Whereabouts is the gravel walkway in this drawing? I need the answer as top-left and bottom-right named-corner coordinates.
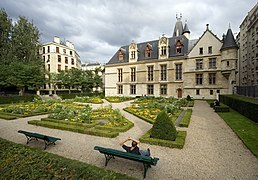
top-left (0, 100), bottom-right (258, 179)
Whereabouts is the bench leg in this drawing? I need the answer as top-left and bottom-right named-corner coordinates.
top-left (25, 136), bottom-right (37, 144)
top-left (104, 154), bottom-right (114, 166)
top-left (143, 163), bottom-right (151, 178)
top-left (44, 141), bottom-right (56, 150)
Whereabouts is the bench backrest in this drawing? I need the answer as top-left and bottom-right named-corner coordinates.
top-left (94, 146), bottom-right (159, 166)
top-left (18, 130), bottom-right (61, 142)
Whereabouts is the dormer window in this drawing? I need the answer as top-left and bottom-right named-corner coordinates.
top-left (118, 50), bottom-right (124, 61)
top-left (161, 46), bottom-right (166, 55)
top-left (176, 40), bottom-right (183, 54)
top-left (131, 51), bottom-right (135, 59)
top-left (145, 44), bottom-right (152, 58)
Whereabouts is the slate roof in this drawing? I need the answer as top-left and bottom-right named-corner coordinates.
top-left (220, 28), bottom-right (238, 50)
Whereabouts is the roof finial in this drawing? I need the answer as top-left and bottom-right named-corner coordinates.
top-left (206, 24), bottom-right (209, 30)
top-left (176, 12), bottom-right (182, 20)
top-left (229, 23), bottom-right (231, 29)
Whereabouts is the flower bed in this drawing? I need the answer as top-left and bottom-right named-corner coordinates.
top-left (73, 96), bottom-right (103, 104)
top-left (105, 96), bottom-right (134, 103)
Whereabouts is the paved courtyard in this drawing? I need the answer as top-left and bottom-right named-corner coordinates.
top-left (0, 100), bottom-right (258, 179)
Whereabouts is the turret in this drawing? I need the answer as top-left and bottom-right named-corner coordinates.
top-left (183, 20), bottom-right (190, 39)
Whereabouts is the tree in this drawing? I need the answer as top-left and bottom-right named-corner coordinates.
top-left (150, 110), bottom-right (177, 141)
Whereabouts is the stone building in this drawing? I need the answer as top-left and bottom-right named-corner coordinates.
top-left (40, 36), bottom-right (81, 94)
top-left (105, 16), bottom-right (238, 99)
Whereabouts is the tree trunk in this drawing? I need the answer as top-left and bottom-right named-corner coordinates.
top-left (19, 87), bottom-right (25, 96)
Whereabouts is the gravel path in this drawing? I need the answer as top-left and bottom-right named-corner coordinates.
top-left (0, 100), bottom-right (258, 179)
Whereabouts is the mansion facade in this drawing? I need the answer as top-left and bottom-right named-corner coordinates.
top-left (105, 16), bottom-right (238, 99)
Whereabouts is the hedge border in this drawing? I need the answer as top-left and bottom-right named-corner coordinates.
top-left (179, 109), bottom-right (192, 127)
top-left (140, 130), bottom-right (187, 149)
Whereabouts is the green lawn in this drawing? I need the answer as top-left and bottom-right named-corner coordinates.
top-left (217, 109), bottom-right (258, 158)
top-left (0, 138), bottom-right (136, 180)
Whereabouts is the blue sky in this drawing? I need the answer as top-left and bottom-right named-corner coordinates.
top-left (0, 0), bottom-right (257, 64)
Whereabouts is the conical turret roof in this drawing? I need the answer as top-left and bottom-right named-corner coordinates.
top-left (221, 28), bottom-right (238, 50)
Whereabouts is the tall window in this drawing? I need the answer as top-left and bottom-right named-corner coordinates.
top-left (118, 85), bottom-right (123, 94)
top-left (175, 64), bottom-right (182, 80)
top-left (47, 64), bottom-right (50, 71)
top-left (118, 68), bottom-right (123, 82)
top-left (196, 74), bottom-right (203, 85)
top-left (71, 58), bottom-right (74, 65)
top-left (65, 66), bottom-right (68, 70)
top-left (131, 51), bottom-right (135, 59)
top-left (47, 46), bottom-right (50, 53)
top-left (70, 50), bottom-right (72, 56)
top-left (56, 47), bottom-right (59, 53)
top-left (160, 64), bottom-right (167, 81)
top-left (196, 89), bottom-right (200, 95)
top-left (176, 40), bottom-right (183, 54)
top-left (209, 58), bottom-right (216, 69)
top-left (145, 45), bottom-right (152, 58)
top-left (147, 66), bottom-right (154, 81)
top-left (160, 84), bottom-right (167, 95)
top-left (147, 84), bottom-right (154, 95)
top-left (43, 47), bottom-right (45, 54)
top-left (199, 47), bottom-right (203, 55)
top-left (196, 59), bottom-right (203, 70)
top-left (58, 55), bottom-right (61, 63)
top-left (63, 49), bottom-right (66, 54)
top-left (161, 46), bottom-right (166, 55)
top-left (131, 67), bottom-right (136, 82)
top-left (130, 85), bottom-right (136, 94)
top-left (208, 46), bottom-right (212, 54)
top-left (209, 73), bottom-right (216, 84)
top-left (65, 57), bottom-right (68, 64)
top-left (47, 55), bottom-right (50, 61)
top-left (118, 51), bottom-right (124, 61)
top-left (58, 64), bottom-right (61, 72)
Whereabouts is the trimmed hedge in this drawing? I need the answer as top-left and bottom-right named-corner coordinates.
top-left (214, 106), bottom-right (229, 112)
top-left (179, 109), bottom-right (192, 127)
top-left (28, 120), bottom-right (119, 138)
top-left (40, 118), bottom-right (98, 128)
top-left (0, 111), bottom-right (49, 119)
top-left (0, 113), bottom-right (17, 120)
top-left (58, 92), bottom-right (104, 99)
top-left (140, 130), bottom-right (187, 149)
top-left (95, 121), bottom-right (134, 132)
top-left (0, 94), bottom-right (36, 104)
top-left (123, 108), bottom-right (154, 124)
top-left (0, 138), bottom-right (136, 179)
top-left (219, 95), bottom-right (258, 123)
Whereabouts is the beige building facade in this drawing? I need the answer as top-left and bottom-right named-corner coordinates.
top-left (105, 16), bottom-right (238, 99)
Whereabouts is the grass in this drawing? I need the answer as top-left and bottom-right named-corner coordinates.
top-left (217, 109), bottom-right (258, 158)
top-left (140, 130), bottom-right (187, 149)
top-left (0, 138), bottom-right (136, 180)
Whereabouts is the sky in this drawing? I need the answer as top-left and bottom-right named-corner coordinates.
top-left (0, 0), bottom-right (257, 64)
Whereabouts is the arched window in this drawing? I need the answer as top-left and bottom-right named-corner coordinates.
top-left (176, 40), bottom-right (183, 54)
top-left (118, 50), bottom-right (124, 61)
top-left (145, 44), bottom-right (152, 58)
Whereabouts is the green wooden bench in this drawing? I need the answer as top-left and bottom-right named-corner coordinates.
top-left (94, 146), bottom-right (159, 178)
top-left (18, 130), bottom-right (61, 150)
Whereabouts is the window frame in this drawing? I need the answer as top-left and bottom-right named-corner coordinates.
top-left (147, 66), bottom-right (154, 81)
top-left (175, 63), bottom-right (182, 80)
top-left (196, 73), bottom-right (203, 85)
top-left (160, 64), bottom-right (167, 81)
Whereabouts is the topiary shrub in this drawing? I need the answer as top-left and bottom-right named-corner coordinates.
top-left (186, 95), bottom-right (191, 101)
top-left (150, 110), bottom-right (177, 141)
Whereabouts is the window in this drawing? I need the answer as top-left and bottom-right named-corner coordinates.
top-left (71, 58), bottom-right (74, 65)
top-left (209, 73), bottom-right (216, 84)
top-left (43, 47), bottom-right (45, 54)
top-left (130, 85), bottom-right (136, 94)
top-left (196, 59), bottom-right (203, 70)
top-left (147, 84), bottom-right (154, 95)
top-left (145, 44), bottom-right (152, 58)
top-left (118, 69), bottom-right (123, 82)
top-left (131, 51), bottom-right (135, 59)
top-left (47, 55), bottom-right (50, 61)
top-left (118, 85), bottom-right (123, 94)
top-left (63, 49), bottom-right (66, 54)
top-left (227, 61), bottom-right (230, 66)
top-left (196, 89), bottom-right (200, 95)
top-left (199, 47), bottom-right (203, 55)
top-left (70, 51), bottom-right (72, 56)
top-left (217, 90), bottom-right (220, 94)
top-left (56, 47), bottom-right (59, 53)
top-left (147, 66), bottom-right (154, 81)
top-left (160, 64), bottom-right (167, 81)
top-left (175, 64), bottom-right (182, 80)
top-left (58, 64), bottom-right (61, 72)
top-left (65, 57), bottom-right (68, 64)
top-left (210, 90), bottom-right (213, 95)
top-left (161, 46), bottom-right (166, 55)
top-left (208, 46), bottom-right (212, 54)
top-left (47, 46), bottom-right (50, 53)
top-left (131, 67), bottom-right (136, 82)
top-left (58, 55), bottom-right (61, 63)
top-left (47, 64), bottom-right (50, 71)
top-left (65, 66), bottom-right (68, 70)
top-left (196, 74), bottom-right (203, 85)
top-left (118, 51), bottom-right (124, 61)
top-left (209, 58), bottom-right (216, 69)
top-left (176, 40), bottom-right (183, 54)
top-left (43, 56), bottom-right (45, 62)
top-left (160, 84), bottom-right (167, 95)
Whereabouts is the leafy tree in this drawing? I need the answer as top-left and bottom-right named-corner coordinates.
top-left (150, 110), bottom-right (177, 141)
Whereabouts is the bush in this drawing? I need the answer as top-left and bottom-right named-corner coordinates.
top-left (179, 109), bottom-right (192, 127)
top-left (0, 94), bottom-right (36, 104)
top-left (150, 111), bottom-right (177, 141)
top-left (186, 95), bottom-right (191, 101)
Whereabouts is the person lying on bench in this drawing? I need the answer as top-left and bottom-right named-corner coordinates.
top-left (120, 137), bottom-right (150, 156)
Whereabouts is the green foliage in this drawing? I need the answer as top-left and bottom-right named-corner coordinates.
top-left (0, 94), bottom-right (36, 104)
top-left (140, 130), bottom-right (186, 149)
top-left (217, 109), bottom-right (258, 158)
top-left (150, 111), bottom-right (177, 141)
top-left (105, 96), bottom-right (134, 103)
top-left (58, 92), bottom-right (103, 99)
top-left (0, 138), bottom-right (136, 179)
top-left (179, 109), bottom-right (192, 127)
top-left (186, 95), bottom-right (191, 101)
top-left (219, 95), bottom-right (258, 123)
